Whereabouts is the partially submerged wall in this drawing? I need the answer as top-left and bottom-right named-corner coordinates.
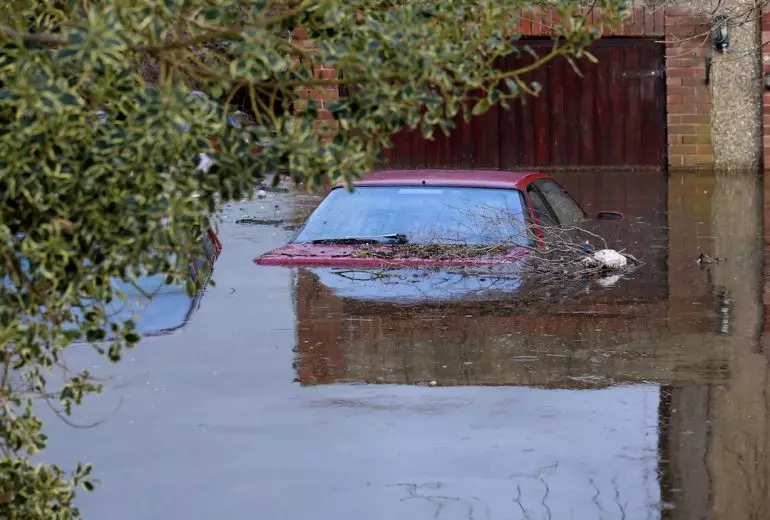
top-left (294, 2), bottom-right (766, 170)
top-left (516, 1), bottom-right (763, 170)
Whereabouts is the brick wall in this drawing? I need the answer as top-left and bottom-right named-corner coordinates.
top-left (516, 5), bottom-right (714, 168)
top-left (515, 5), bottom-right (664, 37)
top-left (291, 27), bottom-right (339, 132)
top-left (294, 5), bottom-right (735, 170)
top-left (664, 8), bottom-right (713, 168)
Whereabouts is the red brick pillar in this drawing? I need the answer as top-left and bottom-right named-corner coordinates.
top-left (664, 8), bottom-right (713, 169)
top-left (291, 28), bottom-right (338, 132)
top-left (311, 62), bottom-right (339, 132)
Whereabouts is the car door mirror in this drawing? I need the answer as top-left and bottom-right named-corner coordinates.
top-left (597, 211), bottom-right (624, 221)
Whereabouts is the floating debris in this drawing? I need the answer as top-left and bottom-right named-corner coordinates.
top-left (256, 184), bottom-right (291, 194)
top-left (697, 252), bottom-right (724, 266)
top-left (235, 217), bottom-right (285, 226)
top-left (581, 249), bottom-right (629, 270)
top-left (597, 273), bottom-right (622, 287)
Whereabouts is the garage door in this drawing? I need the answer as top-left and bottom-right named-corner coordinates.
top-left (382, 38), bottom-right (666, 170)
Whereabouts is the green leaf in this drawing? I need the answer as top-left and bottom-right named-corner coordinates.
top-left (0, 0), bottom-right (626, 515)
top-left (471, 97), bottom-right (490, 115)
top-left (55, 48), bottom-right (78, 60)
top-left (124, 332), bottom-right (140, 344)
top-left (59, 92), bottom-right (80, 106)
top-left (86, 329), bottom-right (106, 342)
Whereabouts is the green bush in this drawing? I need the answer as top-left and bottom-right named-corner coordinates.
top-left (0, 0), bottom-right (625, 517)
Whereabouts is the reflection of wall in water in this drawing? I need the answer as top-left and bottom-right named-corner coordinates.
top-left (708, 169), bottom-right (768, 520)
top-left (553, 169), bottom-right (669, 298)
top-left (294, 267), bottom-right (728, 388)
top-left (293, 171), bottom-right (734, 389)
top-left (289, 168), bottom-right (770, 517)
top-left (660, 385), bottom-right (712, 520)
top-left (666, 170), bottom-right (715, 324)
top-left (662, 169), bottom-right (770, 520)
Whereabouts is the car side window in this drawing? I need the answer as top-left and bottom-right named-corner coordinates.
top-left (527, 186), bottom-right (557, 227)
top-left (534, 179), bottom-right (585, 226)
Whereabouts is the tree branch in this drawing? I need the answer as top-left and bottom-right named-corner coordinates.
top-left (0, 24), bottom-right (65, 46)
top-left (135, 0), bottom-right (320, 53)
top-left (1, 0), bottom-right (319, 53)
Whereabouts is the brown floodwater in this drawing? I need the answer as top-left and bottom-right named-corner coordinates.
top-left (46, 168), bottom-right (770, 520)
top-left (291, 169), bottom-right (770, 519)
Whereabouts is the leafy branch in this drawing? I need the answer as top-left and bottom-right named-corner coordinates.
top-left (0, 0), bottom-right (627, 517)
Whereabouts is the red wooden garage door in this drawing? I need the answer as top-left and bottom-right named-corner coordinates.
top-left (382, 38), bottom-right (666, 170)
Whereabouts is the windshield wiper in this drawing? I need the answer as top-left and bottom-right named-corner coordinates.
top-left (311, 233), bottom-right (408, 245)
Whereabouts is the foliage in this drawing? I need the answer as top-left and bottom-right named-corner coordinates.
top-left (0, 0), bottom-right (625, 517)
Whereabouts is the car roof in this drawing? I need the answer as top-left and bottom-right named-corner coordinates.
top-left (342, 169), bottom-right (549, 190)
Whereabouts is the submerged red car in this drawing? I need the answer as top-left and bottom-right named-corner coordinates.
top-left (255, 170), bottom-right (622, 268)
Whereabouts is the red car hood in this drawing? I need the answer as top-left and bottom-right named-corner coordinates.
top-left (254, 243), bottom-right (529, 268)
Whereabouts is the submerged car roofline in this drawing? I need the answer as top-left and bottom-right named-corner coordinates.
top-left (335, 170), bottom-right (549, 191)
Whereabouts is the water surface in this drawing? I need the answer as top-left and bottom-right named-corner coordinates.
top-left (45, 169), bottom-right (770, 520)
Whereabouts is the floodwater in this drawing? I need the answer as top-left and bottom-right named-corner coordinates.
top-left (43, 169), bottom-right (770, 520)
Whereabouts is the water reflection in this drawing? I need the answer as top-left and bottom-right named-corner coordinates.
top-left (290, 168), bottom-right (769, 519)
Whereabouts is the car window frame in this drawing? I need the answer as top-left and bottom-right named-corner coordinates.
top-left (531, 179), bottom-right (586, 225)
top-left (526, 184), bottom-right (559, 227)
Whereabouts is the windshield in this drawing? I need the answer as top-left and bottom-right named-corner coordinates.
top-left (293, 186), bottom-right (531, 246)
